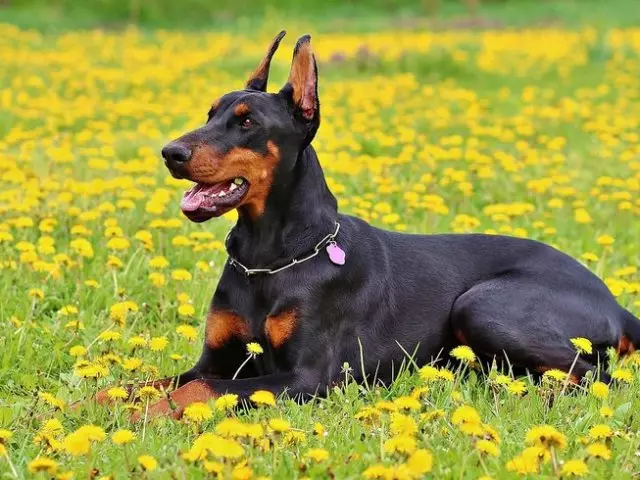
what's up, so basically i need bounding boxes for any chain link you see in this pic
[226,221,340,276]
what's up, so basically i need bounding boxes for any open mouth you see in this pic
[180,177,249,222]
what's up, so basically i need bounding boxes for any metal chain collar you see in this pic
[225,221,341,276]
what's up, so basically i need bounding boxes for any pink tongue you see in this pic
[180,183,226,212]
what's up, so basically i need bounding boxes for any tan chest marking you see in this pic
[206,310,250,349]
[265,310,298,348]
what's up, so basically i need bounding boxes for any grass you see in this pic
[1,2,640,478]
[3,0,640,31]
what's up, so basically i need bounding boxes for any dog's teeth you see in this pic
[233,178,243,185]
[229,183,237,191]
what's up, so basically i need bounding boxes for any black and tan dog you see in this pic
[108,31,639,418]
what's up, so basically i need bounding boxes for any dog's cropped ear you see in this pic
[280,35,319,122]
[245,30,287,92]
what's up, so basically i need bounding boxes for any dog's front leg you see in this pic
[94,368,200,406]
[138,370,324,420]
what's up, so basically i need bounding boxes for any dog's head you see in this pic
[161,31,320,223]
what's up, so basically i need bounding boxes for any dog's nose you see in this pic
[161,143,192,165]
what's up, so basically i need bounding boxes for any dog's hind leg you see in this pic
[450,277,616,383]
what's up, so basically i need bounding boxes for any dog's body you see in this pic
[110,32,639,418]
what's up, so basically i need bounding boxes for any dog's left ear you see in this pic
[280,35,319,122]
[245,30,287,91]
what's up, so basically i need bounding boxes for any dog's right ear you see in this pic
[245,30,286,92]
[280,34,319,122]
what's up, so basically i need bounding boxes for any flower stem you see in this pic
[232,354,253,380]
[142,399,150,441]
[560,352,579,397]
[3,451,18,478]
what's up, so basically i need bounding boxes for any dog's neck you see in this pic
[227,145,338,269]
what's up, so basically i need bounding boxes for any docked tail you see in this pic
[620,308,640,355]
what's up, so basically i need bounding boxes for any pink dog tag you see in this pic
[326,242,346,265]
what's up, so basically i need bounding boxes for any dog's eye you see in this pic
[241,117,253,129]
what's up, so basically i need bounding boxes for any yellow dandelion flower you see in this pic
[362,464,393,479]
[0,430,12,442]
[599,406,614,418]
[40,419,64,437]
[586,442,611,460]
[231,464,253,480]
[406,448,433,475]
[69,345,87,357]
[452,405,481,426]
[202,434,244,460]
[183,402,213,423]
[507,380,527,396]
[203,461,223,474]
[149,256,169,268]
[596,234,615,246]
[590,381,609,399]
[410,386,429,399]
[374,401,397,413]
[450,345,476,363]
[284,430,307,445]
[112,429,136,445]
[196,260,211,272]
[107,255,124,269]
[38,392,65,410]
[216,418,248,438]
[28,288,45,300]
[420,409,446,422]
[246,342,264,356]
[107,386,128,401]
[28,457,58,475]
[250,390,276,407]
[176,324,198,341]
[494,374,512,385]
[305,448,330,463]
[526,425,567,449]
[138,455,158,471]
[506,448,542,475]
[588,424,613,440]
[268,418,290,433]
[390,413,418,436]
[475,439,500,457]
[354,406,381,422]
[393,396,421,411]
[215,393,238,411]
[611,368,632,383]
[437,368,455,382]
[177,303,195,317]
[149,336,168,351]
[74,425,106,442]
[149,272,166,287]
[128,336,147,348]
[107,237,130,251]
[137,386,161,401]
[419,365,440,382]
[313,423,326,437]
[560,459,589,477]
[383,435,416,455]
[171,269,192,281]
[570,337,593,354]
[62,433,90,456]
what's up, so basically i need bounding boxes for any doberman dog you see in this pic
[108,31,640,419]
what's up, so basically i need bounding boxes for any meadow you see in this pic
[1,4,640,478]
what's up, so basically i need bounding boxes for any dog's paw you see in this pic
[131,380,217,422]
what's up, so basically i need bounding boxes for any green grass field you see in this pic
[0,0,639,478]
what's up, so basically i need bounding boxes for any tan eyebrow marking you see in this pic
[234,103,250,116]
